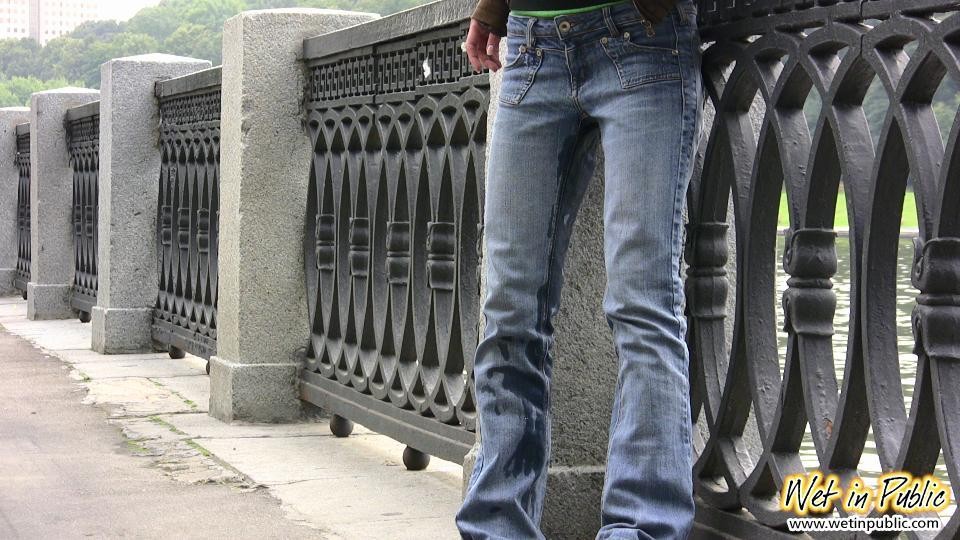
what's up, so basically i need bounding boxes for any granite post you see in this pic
[28,88,99,320]
[209,9,378,423]
[91,54,212,354]
[0,107,30,295]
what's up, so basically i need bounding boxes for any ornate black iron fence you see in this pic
[301,1,486,469]
[13,123,30,300]
[300,0,960,534]
[153,67,221,367]
[687,0,960,536]
[66,101,100,322]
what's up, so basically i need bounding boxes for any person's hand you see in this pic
[464,19,502,72]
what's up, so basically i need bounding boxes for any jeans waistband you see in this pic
[506,0,692,41]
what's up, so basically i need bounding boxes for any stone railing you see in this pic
[0,1,958,538]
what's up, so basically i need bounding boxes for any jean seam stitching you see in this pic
[563,47,587,117]
[468,444,485,488]
[607,342,627,453]
[670,13,687,340]
[682,23,702,452]
[537,115,583,373]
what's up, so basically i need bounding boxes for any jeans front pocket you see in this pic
[498,39,544,106]
[601,34,681,90]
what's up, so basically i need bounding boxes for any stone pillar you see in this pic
[0,107,29,295]
[210,8,378,423]
[28,88,99,320]
[91,54,211,354]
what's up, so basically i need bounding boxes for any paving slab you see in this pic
[194,428,462,489]
[111,416,193,443]
[197,435,390,485]
[53,348,171,364]
[2,318,91,350]
[270,479,461,539]
[162,412,338,439]
[303,514,455,540]
[200,433,463,539]
[70,357,205,379]
[81,377,198,417]
[0,298,26,320]
[152,375,211,412]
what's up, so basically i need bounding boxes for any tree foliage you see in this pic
[0,0,427,105]
[2,0,957,135]
[0,76,81,107]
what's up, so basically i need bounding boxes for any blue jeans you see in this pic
[456,1,702,538]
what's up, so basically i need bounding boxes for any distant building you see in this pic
[0,0,159,45]
[0,0,31,40]
[31,0,101,45]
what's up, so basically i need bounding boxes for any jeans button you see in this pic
[558,20,571,32]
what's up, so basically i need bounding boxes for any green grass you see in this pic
[148,379,198,410]
[147,415,187,436]
[125,440,150,455]
[777,189,918,230]
[185,439,212,458]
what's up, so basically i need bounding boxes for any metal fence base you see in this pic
[300,371,476,464]
[692,501,812,540]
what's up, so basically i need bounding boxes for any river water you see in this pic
[773,236,952,511]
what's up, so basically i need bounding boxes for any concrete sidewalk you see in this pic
[0,295,462,539]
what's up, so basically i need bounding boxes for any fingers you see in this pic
[465,20,488,72]
[483,33,502,72]
[465,19,503,73]
[464,39,483,72]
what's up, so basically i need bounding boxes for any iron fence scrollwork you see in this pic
[301,3,487,469]
[153,67,222,370]
[13,123,30,300]
[66,101,100,322]
[298,0,960,534]
[687,0,960,536]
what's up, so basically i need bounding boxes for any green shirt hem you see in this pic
[511,0,627,18]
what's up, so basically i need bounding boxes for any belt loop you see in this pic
[602,6,620,36]
[524,17,536,49]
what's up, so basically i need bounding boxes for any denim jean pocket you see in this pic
[601,34,681,90]
[498,41,543,106]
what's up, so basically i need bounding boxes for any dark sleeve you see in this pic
[633,0,677,25]
[472,0,509,37]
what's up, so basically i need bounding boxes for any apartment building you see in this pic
[31,0,102,44]
[0,0,116,45]
[0,0,31,40]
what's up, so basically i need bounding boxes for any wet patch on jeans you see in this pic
[480,338,550,480]
[505,402,547,479]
